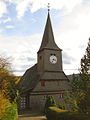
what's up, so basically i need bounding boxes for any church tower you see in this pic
[18,9,69,112]
[37,12,62,73]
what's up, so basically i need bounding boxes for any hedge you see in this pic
[46,107,90,120]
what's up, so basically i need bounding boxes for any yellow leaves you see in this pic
[15,77,20,84]
[0,91,18,120]
[0,90,10,119]
[49,107,69,113]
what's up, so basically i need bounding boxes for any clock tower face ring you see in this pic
[50,55,57,64]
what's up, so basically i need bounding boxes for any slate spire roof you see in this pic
[38,12,60,52]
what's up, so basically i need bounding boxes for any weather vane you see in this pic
[48,3,50,12]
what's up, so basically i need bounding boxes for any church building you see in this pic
[18,10,69,112]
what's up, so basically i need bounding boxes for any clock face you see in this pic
[50,55,57,64]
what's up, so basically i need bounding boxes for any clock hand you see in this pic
[53,59,56,61]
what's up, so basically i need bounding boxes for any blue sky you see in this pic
[0,0,90,76]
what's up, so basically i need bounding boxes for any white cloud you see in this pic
[0,0,86,18]
[6,25,15,29]
[15,0,32,18]
[54,1,90,74]
[28,0,83,13]
[0,0,7,17]
[0,34,41,75]
[2,0,84,18]
[0,17,11,24]
[0,0,89,18]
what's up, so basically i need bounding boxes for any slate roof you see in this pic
[18,64,40,94]
[38,12,61,52]
[41,71,68,80]
[18,64,69,94]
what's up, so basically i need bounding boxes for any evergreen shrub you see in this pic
[44,96,56,113]
[58,104,65,110]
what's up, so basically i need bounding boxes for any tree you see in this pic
[0,57,10,90]
[0,57,19,119]
[0,56,19,103]
[0,91,10,119]
[70,38,90,113]
[44,96,56,113]
[77,38,90,113]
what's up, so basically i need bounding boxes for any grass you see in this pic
[49,107,68,113]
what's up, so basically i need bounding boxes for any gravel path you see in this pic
[18,116,47,120]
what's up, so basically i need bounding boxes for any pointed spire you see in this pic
[38,8,60,52]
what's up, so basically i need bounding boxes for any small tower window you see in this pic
[41,81,45,86]
[39,56,42,59]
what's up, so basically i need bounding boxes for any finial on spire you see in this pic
[48,3,50,12]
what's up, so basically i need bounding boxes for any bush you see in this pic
[1,103,18,120]
[44,96,56,113]
[58,112,90,120]
[46,106,90,120]
[58,104,65,110]
[46,106,68,120]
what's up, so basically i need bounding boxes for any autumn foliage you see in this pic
[0,91,10,119]
[0,57,19,119]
